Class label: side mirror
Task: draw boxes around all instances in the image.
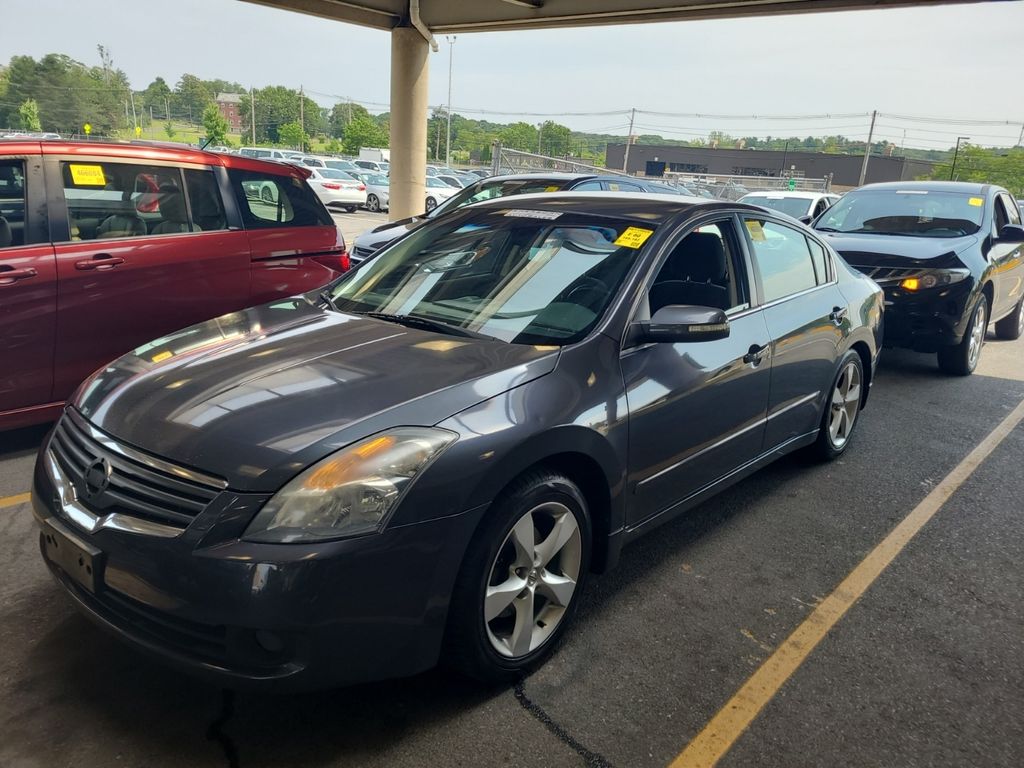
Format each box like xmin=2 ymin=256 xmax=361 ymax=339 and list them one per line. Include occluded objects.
xmin=799 ymin=215 xmax=813 ymax=225
xmin=635 ymin=305 xmax=730 ymax=344
xmin=998 ymin=224 xmax=1024 ymax=243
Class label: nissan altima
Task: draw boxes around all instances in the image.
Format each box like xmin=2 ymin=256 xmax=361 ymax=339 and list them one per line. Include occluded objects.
xmin=32 ymin=194 xmax=882 ymax=689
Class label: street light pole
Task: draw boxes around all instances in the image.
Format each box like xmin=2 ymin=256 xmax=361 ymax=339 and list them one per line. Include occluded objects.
xmin=537 ymin=122 xmax=543 ymax=155
xmin=950 ymin=136 xmax=970 ymax=181
xmin=445 ymin=35 xmax=455 ymax=168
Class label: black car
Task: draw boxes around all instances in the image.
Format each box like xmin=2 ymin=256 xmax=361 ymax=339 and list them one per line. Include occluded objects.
xmin=350 ymin=172 xmax=698 ymax=263
xmin=814 ymin=182 xmax=1024 ymax=375
xmin=32 ymin=194 xmax=882 ymax=690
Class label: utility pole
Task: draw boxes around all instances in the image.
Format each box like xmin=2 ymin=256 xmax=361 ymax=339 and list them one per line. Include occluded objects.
xmin=165 ymin=97 xmax=170 ymax=126
xmin=537 ymin=122 xmax=543 ymax=155
xmin=780 ymin=140 xmax=789 ymax=176
xmin=857 ymin=110 xmax=877 ymax=186
xmin=1016 ymin=122 xmax=1024 ymax=148
xmin=445 ymin=35 xmax=456 ymax=167
xmin=128 ymin=89 xmax=138 ymax=133
xmin=622 ymin=107 xmax=636 ymax=173
xmin=950 ymin=136 xmax=970 ymax=181
xmin=299 ymin=85 xmax=305 ymax=146
xmin=251 ymin=87 xmax=257 ymax=145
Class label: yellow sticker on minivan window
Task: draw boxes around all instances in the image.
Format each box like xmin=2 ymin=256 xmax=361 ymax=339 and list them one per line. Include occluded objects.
xmin=746 ymin=220 xmax=767 ymax=241
xmin=614 ymin=227 xmax=654 ymax=249
xmin=69 ymin=164 xmax=106 ymax=186
xmin=545 ymin=185 xmax=560 ymax=192
xmin=968 ymin=197 xmax=984 ymax=207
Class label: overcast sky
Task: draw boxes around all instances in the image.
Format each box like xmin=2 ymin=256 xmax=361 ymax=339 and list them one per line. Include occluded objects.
xmin=5 ymin=0 xmax=1023 ymax=148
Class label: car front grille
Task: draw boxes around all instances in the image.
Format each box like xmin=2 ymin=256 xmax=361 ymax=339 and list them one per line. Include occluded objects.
xmin=351 ymin=245 xmax=377 ymax=264
xmin=50 ymin=410 xmax=225 ymax=531
xmin=849 ymin=265 xmax=921 ymax=284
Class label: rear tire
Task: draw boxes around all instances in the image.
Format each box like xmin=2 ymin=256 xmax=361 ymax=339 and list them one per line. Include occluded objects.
xmin=345 ymin=206 xmax=357 ymax=213
xmin=994 ymin=296 xmax=1024 ymax=341
xmin=810 ymin=350 xmax=864 ymax=461
xmin=425 ymin=196 xmax=437 ymax=212
xmin=938 ymin=297 xmax=987 ymax=375
xmin=445 ymin=471 xmax=591 ymax=683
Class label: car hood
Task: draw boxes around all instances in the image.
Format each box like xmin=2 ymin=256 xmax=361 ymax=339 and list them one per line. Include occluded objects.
xmin=354 ymin=216 xmax=427 ymax=252
xmin=818 ymin=231 xmax=977 ymax=268
xmin=73 ymin=298 xmax=559 ymax=491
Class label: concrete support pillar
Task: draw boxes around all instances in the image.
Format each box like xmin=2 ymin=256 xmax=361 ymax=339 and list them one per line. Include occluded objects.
xmin=389 ymin=26 xmax=429 ymax=221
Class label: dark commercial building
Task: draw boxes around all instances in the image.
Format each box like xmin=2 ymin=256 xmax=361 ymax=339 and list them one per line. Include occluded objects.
xmin=606 ymin=143 xmax=936 ymax=188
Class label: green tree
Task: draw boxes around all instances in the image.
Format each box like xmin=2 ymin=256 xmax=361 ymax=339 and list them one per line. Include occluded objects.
xmin=201 ymin=103 xmax=229 ymax=146
xmin=141 ymin=77 xmax=172 ymax=116
xmin=926 ymin=145 xmax=1024 ymax=195
xmin=329 ymin=101 xmax=371 ymax=138
xmin=238 ymin=85 xmax=322 ymax=143
xmin=278 ymin=121 xmax=308 ymax=150
xmin=163 ymin=120 xmax=176 ymax=140
xmin=172 ymin=74 xmax=213 ymax=123
xmin=498 ymin=121 xmax=538 ymax=152
xmin=18 ymin=99 xmax=41 ymax=131
xmin=539 ymin=120 xmax=572 ymax=156
xmin=341 ymin=114 xmax=388 ymax=154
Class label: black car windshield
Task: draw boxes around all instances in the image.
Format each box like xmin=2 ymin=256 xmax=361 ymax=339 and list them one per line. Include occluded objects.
xmin=427 ymin=177 xmax=569 ymax=218
xmin=741 ymin=195 xmax=813 ymax=218
xmin=816 ymin=189 xmax=984 ymax=237
xmin=329 ymin=208 xmax=654 ymax=345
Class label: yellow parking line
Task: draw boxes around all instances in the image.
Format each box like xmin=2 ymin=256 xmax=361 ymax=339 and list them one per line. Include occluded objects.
xmin=0 ymin=492 xmax=31 ymax=509
xmin=671 ymin=396 xmax=1024 ymax=768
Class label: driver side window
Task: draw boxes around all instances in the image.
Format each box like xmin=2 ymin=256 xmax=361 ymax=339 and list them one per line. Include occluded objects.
xmin=646 ymin=219 xmax=749 ymax=316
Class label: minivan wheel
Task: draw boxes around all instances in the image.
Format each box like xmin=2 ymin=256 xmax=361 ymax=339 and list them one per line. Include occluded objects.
xmin=366 ymin=194 xmax=380 ymax=212
xmin=938 ymin=297 xmax=987 ymax=375
xmin=994 ymin=296 xmax=1024 ymax=341
xmin=445 ymin=471 xmax=590 ymax=683
xmin=811 ymin=350 xmax=864 ymax=461
xmin=260 ymin=185 xmax=275 ymax=204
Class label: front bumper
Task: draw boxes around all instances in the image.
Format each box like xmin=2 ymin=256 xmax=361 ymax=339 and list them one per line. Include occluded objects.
xmin=31 ymin=441 xmax=480 ymax=691
xmin=878 ymin=278 xmax=976 ymax=352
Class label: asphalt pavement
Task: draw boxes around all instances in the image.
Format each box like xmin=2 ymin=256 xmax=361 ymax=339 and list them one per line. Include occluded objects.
xmin=1 ymin=224 xmax=1022 ymax=767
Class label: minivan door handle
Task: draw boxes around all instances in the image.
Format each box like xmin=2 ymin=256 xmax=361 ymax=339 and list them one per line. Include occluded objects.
xmin=743 ymin=343 xmax=769 ymax=365
xmin=0 ymin=266 xmax=38 ymax=285
xmin=74 ymin=254 xmax=125 ymax=271
xmin=830 ymin=306 xmax=848 ymax=325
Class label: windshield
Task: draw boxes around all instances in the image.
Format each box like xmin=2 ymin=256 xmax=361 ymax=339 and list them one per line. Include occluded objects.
xmin=741 ymin=195 xmax=813 ymax=218
xmin=318 ymin=169 xmax=352 ymax=180
xmin=426 ymin=177 xmax=451 ymax=188
xmin=816 ymin=189 xmax=984 ymax=237
xmin=325 ymin=160 xmax=356 ymax=171
xmin=427 ymin=177 xmax=568 ymax=219
xmin=328 ymin=208 xmax=653 ymax=345
xmin=361 ymin=173 xmax=389 ymax=186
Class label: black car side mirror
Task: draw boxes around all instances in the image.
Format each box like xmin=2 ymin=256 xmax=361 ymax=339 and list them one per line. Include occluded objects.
xmin=998 ymin=224 xmax=1024 ymax=243
xmin=635 ymin=305 xmax=730 ymax=344
xmin=799 ymin=215 xmax=813 ymax=225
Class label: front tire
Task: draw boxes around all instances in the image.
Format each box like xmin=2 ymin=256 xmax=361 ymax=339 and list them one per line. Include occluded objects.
xmin=938 ymin=297 xmax=987 ymax=375
xmin=345 ymin=206 xmax=357 ymax=213
xmin=445 ymin=471 xmax=591 ymax=683
xmin=994 ymin=296 xmax=1024 ymax=341
xmin=811 ymin=350 xmax=864 ymax=461
xmin=366 ymin=194 xmax=380 ymax=213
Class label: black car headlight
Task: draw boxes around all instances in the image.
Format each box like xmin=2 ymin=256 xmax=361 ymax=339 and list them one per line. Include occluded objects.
xmin=899 ymin=268 xmax=970 ymax=292
xmin=244 ymin=428 xmax=457 ymax=543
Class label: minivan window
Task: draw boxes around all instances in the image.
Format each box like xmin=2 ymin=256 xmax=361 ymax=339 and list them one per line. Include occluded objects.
xmin=229 ymin=169 xmax=333 ymax=229
xmin=745 ymin=218 xmax=819 ymax=302
xmin=0 ymin=160 xmax=27 ymax=248
xmin=329 ymin=209 xmax=655 ymax=345
xmin=184 ymin=169 xmax=227 ymax=231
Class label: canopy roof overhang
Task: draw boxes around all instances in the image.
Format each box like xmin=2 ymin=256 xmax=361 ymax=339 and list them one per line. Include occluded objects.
xmin=241 ymin=0 xmax=996 ymax=33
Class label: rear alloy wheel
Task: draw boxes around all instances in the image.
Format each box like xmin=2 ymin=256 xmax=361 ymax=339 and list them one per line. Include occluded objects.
xmin=994 ymin=296 xmax=1024 ymax=341
xmin=260 ymin=185 xmax=275 ymax=204
xmin=366 ymin=194 xmax=380 ymax=213
xmin=811 ymin=350 xmax=864 ymax=461
xmin=446 ymin=472 xmax=590 ymax=682
xmin=425 ymin=196 xmax=437 ymax=212
xmin=938 ymin=297 xmax=987 ymax=376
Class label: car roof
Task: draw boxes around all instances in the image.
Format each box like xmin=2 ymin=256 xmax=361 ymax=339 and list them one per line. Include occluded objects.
xmin=739 ymin=190 xmax=823 ymax=200
xmin=857 ymin=180 xmax=993 ymax=195
xmin=0 ymin=139 xmax=313 ymax=178
xmin=469 ymin=191 xmax=724 ymax=224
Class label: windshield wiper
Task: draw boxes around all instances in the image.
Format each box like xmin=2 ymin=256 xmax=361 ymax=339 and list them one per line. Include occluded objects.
xmin=320 ymin=290 xmax=340 ymax=312
xmin=815 ymin=226 xmax=842 ymax=233
xmin=363 ymin=311 xmax=487 ymax=339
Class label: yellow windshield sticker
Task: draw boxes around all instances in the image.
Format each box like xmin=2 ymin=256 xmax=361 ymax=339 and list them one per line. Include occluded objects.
xmin=746 ymin=220 xmax=767 ymax=242
xmin=968 ymin=197 xmax=984 ymax=207
xmin=69 ymin=164 xmax=106 ymax=186
xmin=151 ymin=351 xmax=173 ymax=363
xmin=545 ymin=185 xmax=560 ymax=192
xmin=614 ymin=227 xmax=654 ymax=249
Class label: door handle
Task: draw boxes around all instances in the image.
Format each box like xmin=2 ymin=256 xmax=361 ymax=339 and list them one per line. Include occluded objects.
xmin=743 ymin=343 xmax=769 ymax=365
xmin=0 ymin=267 xmax=39 ymax=285
xmin=829 ymin=306 xmax=848 ymax=325
xmin=74 ymin=254 xmax=125 ymax=271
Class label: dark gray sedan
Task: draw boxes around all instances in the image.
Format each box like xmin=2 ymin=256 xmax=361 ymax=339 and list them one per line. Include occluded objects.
xmin=32 ymin=194 xmax=883 ymax=689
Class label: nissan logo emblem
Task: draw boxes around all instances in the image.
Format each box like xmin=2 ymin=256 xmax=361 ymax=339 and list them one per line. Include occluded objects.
xmin=82 ymin=458 xmax=112 ymax=501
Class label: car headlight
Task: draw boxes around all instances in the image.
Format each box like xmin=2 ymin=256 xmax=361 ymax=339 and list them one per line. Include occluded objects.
xmin=243 ymin=428 xmax=457 ymax=543
xmin=899 ymin=268 xmax=970 ymax=292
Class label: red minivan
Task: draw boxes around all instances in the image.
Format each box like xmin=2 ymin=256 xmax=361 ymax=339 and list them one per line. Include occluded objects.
xmin=0 ymin=140 xmax=349 ymax=430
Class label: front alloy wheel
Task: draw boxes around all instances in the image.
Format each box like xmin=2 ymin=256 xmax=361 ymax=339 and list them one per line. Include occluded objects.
xmin=366 ymin=194 xmax=380 ymax=212
xmin=938 ymin=297 xmax=987 ymax=375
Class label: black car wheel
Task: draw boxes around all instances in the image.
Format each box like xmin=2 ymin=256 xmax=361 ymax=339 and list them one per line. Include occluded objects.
xmin=446 ymin=471 xmax=590 ymax=682
xmin=811 ymin=350 xmax=864 ymax=461
xmin=366 ymin=194 xmax=380 ymax=213
xmin=345 ymin=206 xmax=357 ymax=213
xmin=938 ymin=297 xmax=988 ymax=376
xmin=425 ymin=196 xmax=437 ymax=212
xmin=994 ymin=296 xmax=1024 ymax=341
xmin=260 ymin=185 xmax=275 ymax=204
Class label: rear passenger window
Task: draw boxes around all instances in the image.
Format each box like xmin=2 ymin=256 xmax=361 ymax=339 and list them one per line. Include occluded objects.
xmin=184 ymin=170 xmax=227 ymax=231
xmin=59 ymin=161 xmax=209 ymax=241
xmin=744 ymin=218 xmax=819 ymax=302
xmin=0 ymin=161 xmax=26 ymax=249
xmin=806 ymin=238 xmax=830 ymax=284
xmin=229 ymin=169 xmax=333 ymax=229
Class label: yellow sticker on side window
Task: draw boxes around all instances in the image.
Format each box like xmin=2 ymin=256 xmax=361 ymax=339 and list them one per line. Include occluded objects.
xmin=746 ymin=220 xmax=767 ymax=241
xmin=614 ymin=226 xmax=654 ymax=249
xmin=968 ymin=197 xmax=984 ymax=207
xmin=545 ymin=185 xmax=560 ymax=192
xmin=69 ymin=164 xmax=106 ymax=186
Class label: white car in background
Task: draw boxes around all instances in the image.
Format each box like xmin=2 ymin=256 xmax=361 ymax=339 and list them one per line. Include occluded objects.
xmin=301 ymin=155 xmax=362 ymax=174
xmin=425 ymin=176 xmax=459 ymax=212
xmin=306 ymin=167 xmax=367 ymax=212
xmin=737 ymin=190 xmax=841 ymax=224
xmin=353 ymin=171 xmax=390 ymax=212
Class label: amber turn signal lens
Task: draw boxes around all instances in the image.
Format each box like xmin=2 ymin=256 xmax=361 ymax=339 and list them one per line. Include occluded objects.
xmin=900 ymin=277 xmax=921 ymax=291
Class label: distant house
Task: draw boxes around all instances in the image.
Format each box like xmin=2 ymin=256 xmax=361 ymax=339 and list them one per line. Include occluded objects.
xmin=216 ymin=93 xmax=243 ymax=132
